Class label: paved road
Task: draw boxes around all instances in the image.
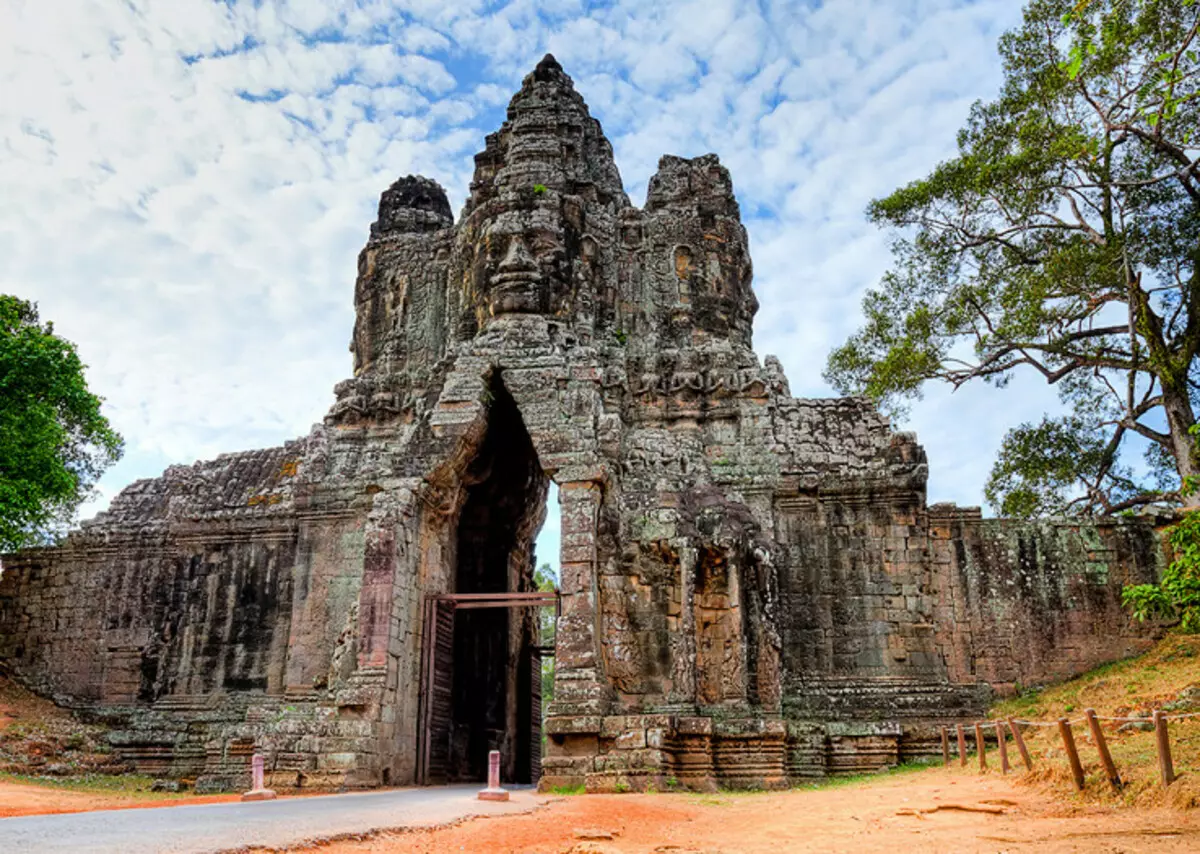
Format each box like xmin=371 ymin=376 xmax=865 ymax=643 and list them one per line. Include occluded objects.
xmin=0 ymin=785 xmax=544 ymax=853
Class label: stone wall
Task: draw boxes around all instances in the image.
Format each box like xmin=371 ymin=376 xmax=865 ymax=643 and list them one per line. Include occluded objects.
xmin=0 ymin=439 xmax=398 ymax=790
xmin=930 ymin=506 xmax=1164 ymax=693
xmin=545 ymin=497 xmax=1165 ymax=792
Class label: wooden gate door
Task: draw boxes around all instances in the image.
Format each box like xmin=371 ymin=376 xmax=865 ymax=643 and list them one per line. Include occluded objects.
xmin=529 ymin=644 xmax=542 ymax=781
xmin=416 ymin=592 xmax=557 ymax=785
xmin=417 ymin=598 xmax=454 ymax=785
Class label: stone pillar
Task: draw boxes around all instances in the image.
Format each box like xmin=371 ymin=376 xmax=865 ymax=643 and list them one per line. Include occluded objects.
xmin=541 ymin=479 xmax=607 ymax=791
xmin=670 ymin=542 xmax=698 ymax=705
xmin=552 ymin=480 xmax=607 ymax=715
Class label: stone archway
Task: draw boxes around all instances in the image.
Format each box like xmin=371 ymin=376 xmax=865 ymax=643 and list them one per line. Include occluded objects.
xmin=415 ymin=372 xmax=552 ymax=785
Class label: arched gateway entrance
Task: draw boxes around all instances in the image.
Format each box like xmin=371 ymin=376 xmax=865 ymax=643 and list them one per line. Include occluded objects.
xmin=416 ymin=375 xmax=558 ymax=785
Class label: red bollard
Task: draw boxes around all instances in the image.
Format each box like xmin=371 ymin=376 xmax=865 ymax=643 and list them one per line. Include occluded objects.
xmin=252 ymin=753 xmax=264 ymax=790
xmin=478 ymin=750 xmax=510 ymax=802
xmin=241 ymin=753 xmax=277 ymax=801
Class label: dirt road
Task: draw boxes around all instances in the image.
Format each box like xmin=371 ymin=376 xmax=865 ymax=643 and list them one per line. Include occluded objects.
xmin=2 ymin=766 xmax=1199 ymax=852
xmin=293 ymin=768 xmax=1200 ymax=854
xmin=0 ymin=784 xmax=541 ymax=853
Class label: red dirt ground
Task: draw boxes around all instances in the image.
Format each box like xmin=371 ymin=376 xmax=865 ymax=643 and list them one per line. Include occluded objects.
xmin=0 ymin=779 xmax=240 ymax=818
xmin=287 ymin=768 xmax=1200 ymax=854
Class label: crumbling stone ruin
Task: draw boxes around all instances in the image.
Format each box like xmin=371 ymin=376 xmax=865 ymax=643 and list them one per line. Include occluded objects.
xmin=0 ymin=56 xmax=1167 ymax=793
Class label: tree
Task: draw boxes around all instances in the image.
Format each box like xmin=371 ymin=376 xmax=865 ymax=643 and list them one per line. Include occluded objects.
xmin=0 ymin=296 xmax=123 ymax=551
xmin=534 ymin=562 xmax=558 ymax=705
xmin=825 ymin=0 xmax=1200 ymax=516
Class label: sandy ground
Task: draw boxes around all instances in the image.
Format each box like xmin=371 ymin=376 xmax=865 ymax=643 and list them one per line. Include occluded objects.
xmin=0 ymin=778 xmax=241 ymax=818
xmin=286 ymin=768 xmax=1200 ymax=854
xmin=2 ymin=766 xmax=1199 ymax=851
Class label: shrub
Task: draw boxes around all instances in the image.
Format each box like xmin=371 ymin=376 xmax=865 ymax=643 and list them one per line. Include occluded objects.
xmin=1124 ymin=510 xmax=1200 ymax=633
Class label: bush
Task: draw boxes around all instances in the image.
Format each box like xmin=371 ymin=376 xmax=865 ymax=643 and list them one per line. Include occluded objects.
xmin=1124 ymin=510 xmax=1200 ymax=633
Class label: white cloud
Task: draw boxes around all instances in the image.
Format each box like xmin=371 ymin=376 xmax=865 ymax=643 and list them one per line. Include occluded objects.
xmin=2 ymin=0 xmax=1055 ymax=539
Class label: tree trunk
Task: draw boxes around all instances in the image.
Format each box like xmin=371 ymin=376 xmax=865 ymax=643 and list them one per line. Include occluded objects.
xmin=1163 ymin=385 xmax=1200 ymax=508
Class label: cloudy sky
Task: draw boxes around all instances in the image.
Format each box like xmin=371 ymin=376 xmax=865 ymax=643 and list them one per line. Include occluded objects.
xmin=2 ymin=0 xmax=1062 ymax=571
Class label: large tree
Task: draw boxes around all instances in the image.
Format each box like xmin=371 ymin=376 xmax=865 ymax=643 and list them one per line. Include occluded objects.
xmin=0 ymin=296 xmax=123 ymax=551
xmin=826 ymin=0 xmax=1200 ymax=516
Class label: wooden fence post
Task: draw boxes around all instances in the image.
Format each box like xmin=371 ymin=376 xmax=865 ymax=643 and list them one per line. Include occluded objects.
xmin=1058 ymin=717 xmax=1085 ymax=791
xmin=1084 ymin=709 xmax=1121 ymax=792
xmin=1007 ymin=718 xmax=1033 ymax=771
xmin=974 ymin=722 xmax=987 ymax=770
xmin=957 ymin=724 xmax=967 ymax=767
xmin=995 ymin=721 xmax=1010 ymax=774
xmin=941 ymin=727 xmax=950 ymax=766
xmin=1153 ymin=710 xmax=1176 ymax=788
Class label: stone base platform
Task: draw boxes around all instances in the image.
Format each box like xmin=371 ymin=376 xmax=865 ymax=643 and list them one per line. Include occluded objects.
xmin=241 ymin=788 xmax=277 ymax=802
xmin=540 ymin=712 xmax=982 ymax=792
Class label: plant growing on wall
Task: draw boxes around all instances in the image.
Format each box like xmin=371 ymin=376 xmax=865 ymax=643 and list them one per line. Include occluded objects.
xmin=1125 ymin=426 xmax=1200 ymax=632
xmin=1123 ymin=510 xmax=1200 ymax=632
xmin=826 ymin=0 xmax=1200 ymax=516
xmin=0 ymin=295 xmax=123 ymax=551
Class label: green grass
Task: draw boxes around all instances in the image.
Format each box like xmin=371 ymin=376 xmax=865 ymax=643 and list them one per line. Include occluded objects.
xmin=992 ymin=634 xmax=1200 ymax=722
xmin=548 ymin=783 xmax=586 ymax=795
xmin=0 ymin=771 xmax=195 ymax=798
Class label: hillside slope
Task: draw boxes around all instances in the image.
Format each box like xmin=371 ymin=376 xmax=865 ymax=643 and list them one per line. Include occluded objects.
xmin=991 ymin=634 xmax=1200 ymax=807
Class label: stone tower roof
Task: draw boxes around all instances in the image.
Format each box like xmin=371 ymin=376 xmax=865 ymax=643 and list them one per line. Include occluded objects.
xmin=465 ymin=54 xmax=628 ymax=215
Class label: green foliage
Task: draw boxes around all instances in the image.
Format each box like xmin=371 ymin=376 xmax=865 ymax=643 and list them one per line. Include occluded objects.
xmin=1124 ymin=509 xmax=1200 ymax=632
xmin=985 ymin=416 xmax=1112 ymax=516
xmin=826 ymin=0 xmax=1200 ymax=516
xmin=1125 ymin=425 xmax=1200 ymax=630
xmin=532 ymin=183 xmax=548 ymax=196
xmin=0 ymin=296 xmax=123 ymax=551
xmin=535 ymin=562 xmax=558 ymax=705
xmin=548 ymin=783 xmax=585 ymax=795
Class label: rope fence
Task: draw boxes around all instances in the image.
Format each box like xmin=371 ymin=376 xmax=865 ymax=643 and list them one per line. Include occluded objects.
xmin=939 ymin=707 xmax=1198 ymax=791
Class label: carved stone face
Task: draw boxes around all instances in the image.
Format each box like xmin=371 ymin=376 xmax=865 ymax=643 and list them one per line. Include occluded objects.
xmin=475 ymin=204 xmax=570 ymax=317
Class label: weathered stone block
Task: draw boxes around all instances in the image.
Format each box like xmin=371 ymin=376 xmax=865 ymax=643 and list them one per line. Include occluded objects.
xmin=545 ymin=716 xmax=603 ymax=736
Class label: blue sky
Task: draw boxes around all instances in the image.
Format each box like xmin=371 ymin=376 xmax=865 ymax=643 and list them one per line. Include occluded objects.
xmin=2 ymin=0 xmax=1058 ymax=575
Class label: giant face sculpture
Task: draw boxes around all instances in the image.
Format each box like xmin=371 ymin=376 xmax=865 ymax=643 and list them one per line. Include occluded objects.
xmin=471 ymin=201 xmax=572 ymax=318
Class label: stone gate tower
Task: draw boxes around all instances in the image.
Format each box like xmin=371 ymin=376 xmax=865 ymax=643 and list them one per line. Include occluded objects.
xmin=0 ymin=56 xmax=1165 ymax=792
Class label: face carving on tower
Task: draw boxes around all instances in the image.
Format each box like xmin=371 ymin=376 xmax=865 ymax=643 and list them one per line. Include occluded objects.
xmin=476 ymin=203 xmax=569 ymax=317
xmin=452 ymin=54 xmax=627 ymax=332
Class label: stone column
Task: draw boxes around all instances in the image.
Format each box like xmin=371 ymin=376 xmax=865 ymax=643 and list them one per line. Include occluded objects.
xmin=670 ymin=542 xmax=698 ymax=705
xmin=551 ymin=480 xmax=607 ymax=715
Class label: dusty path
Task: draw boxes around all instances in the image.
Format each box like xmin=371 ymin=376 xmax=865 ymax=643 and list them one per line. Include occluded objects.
xmin=1 ymin=767 xmax=1198 ymax=852
xmin=0 ymin=778 xmax=242 ymax=818
xmin=296 ymin=769 xmax=1200 ymax=854
xmin=0 ymin=784 xmax=543 ymax=853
